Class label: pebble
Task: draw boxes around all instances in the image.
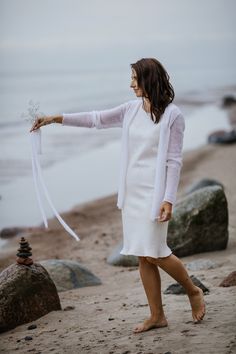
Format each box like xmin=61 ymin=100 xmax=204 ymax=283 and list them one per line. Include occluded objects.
xmin=63 ymin=305 xmax=75 ymax=311
xmin=27 ymin=324 xmax=37 ymax=330
xmin=24 ymin=336 xmax=33 ymax=341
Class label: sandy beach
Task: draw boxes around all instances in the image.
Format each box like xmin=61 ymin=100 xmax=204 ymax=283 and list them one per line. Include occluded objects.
xmin=0 ymin=142 xmax=236 ymax=354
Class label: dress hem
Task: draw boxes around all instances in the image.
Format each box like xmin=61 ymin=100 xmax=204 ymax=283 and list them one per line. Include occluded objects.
xmin=120 ymin=250 xmax=172 ymax=258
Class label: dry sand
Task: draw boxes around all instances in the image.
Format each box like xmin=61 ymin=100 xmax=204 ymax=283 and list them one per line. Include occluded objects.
xmin=0 ymin=143 xmax=236 ymax=354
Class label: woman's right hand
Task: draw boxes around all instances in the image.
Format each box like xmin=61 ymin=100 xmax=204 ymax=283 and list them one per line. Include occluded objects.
xmin=30 ymin=116 xmax=53 ymax=132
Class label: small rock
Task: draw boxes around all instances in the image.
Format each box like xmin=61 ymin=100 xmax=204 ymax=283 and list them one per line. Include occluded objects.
xmin=164 ymin=275 xmax=209 ymax=295
xmin=63 ymin=306 xmax=75 ymax=311
xmin=181 ymin=329 xmax=190 ymax=333
xmin=185 ymin=259 xmax=218 ymax=271
xmin=219 ymin=271 xmax=236 ymax=287
xmin=27 ymin=324 xmax=37 ymax=330
xmin=24 ymin=336 xmax=33 ymax=341
xmin=40 ymin=259 xmax=102 ymax=292
xmin=0 ymin=227 xmax=24 ymax=239
xmin=107 ymin=243 xmax=139 ymax=267
xmin=108 ymin=317 xmax=115 ymax=321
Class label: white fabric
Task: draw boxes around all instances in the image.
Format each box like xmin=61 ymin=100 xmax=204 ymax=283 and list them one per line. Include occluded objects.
xmin=30 ymin=130 xmax=80 ymax=241
xmin=62 ymin=99 xmax=185 ymax=221
xmin=120 ymin=106 xmax=172 ymax=257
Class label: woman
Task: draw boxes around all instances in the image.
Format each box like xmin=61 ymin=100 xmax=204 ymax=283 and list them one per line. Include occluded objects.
xmin=30 ymin=58 xmax=206 ymax=333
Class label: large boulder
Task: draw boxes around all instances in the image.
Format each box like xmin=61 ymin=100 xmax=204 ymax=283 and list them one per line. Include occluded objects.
xmin=107 ymin=185 xmax=228 ymax=265
xmin=107 ymin=243 xmax=139 ymax=267
xmin=185 ymin=178 xmax=224 ymax=195
xmin=40 ymin=259 xmax=102 ymax=292
xmin=0 ymin=263 xmax=61 ymax=333
xmin=168 ymin=185 xmax=228 ymax=257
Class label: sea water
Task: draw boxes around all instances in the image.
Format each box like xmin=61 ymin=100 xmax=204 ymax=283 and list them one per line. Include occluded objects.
xmin=0 ymin=0 xmax=235 ymax=230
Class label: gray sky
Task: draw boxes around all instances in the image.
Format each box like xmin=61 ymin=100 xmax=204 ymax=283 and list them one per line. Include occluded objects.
xmin=1 ymin=0 xmax=235 ymax=50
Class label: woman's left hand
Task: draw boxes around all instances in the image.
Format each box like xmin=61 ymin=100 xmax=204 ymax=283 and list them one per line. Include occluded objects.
xmin=157 ymin=201 xmax=172 ymax=222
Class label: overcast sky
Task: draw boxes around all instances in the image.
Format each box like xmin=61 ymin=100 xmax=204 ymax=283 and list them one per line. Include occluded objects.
xmin=1 ymin=0 xmax=235 ymax=49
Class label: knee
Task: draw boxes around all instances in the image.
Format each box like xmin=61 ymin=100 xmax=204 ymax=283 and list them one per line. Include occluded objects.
xmin=138 ymin=256 xmax=155 ymax=266
xmin=146 ymin=254 xmax=172 ymax=265
xmin=145 ymin=256 xmax=157 ymax=265
xmin=138 ymin=256 xmax=148 ymax=264
xmin=138 ymin=256 xmax=158 ymax=265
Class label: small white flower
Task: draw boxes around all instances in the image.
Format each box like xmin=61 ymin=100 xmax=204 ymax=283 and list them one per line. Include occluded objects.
xmin=21 ymin=100 xmax=46 ymax=124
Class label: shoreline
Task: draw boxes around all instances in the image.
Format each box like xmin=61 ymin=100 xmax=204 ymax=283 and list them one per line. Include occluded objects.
xmin=0 ymin=142 xmax=236 ymax=353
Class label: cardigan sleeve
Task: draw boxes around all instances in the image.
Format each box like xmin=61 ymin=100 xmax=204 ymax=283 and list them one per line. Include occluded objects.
xmin=163 ymin=113 xmax=185 ymax=205
xmin=62 ymin=101 xmax=130 ymax=129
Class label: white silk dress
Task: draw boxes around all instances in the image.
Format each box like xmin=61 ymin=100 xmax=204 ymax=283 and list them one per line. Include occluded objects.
xmin=120 ymin=105 xmax=172 ymax=258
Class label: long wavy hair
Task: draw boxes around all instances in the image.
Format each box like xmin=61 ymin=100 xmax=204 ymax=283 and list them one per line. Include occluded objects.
xmin=130 ymin=58 xmax=175 ymax=124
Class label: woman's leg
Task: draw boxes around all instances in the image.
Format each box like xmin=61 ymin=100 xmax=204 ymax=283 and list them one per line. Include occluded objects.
xmin=133 ymin=256 xmax=168 ymax=333
xmin=146 ymin=253 xmax=206 ymax=323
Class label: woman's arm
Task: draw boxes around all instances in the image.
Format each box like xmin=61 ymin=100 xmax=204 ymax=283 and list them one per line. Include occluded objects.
xmin=162 ymin=113 xmax=185 ymax=205
xmin=30 ymin=101 xmax=131 ymax=132
xmin=30 ymin=115 xmax=62 ymax=132
xmin=62 ymin=101 xmax=130 ymax=129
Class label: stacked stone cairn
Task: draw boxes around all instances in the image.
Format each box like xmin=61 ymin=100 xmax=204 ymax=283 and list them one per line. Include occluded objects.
xmin=16 ymin=237 xmax=33 ymax=266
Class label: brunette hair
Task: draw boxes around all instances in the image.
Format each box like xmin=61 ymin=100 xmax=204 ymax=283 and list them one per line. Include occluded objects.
xmin=130 ymin=58 xmax=175 ymax=124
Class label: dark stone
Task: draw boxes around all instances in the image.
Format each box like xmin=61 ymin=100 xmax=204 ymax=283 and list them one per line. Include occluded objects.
xmin=0 ymin=263 xmax=61 ymax=333
xmin=63 ymin=306 xmax=75 ymax=311
xmin=168 ymin=186 xmax=228 ymax=257
xmin=39 ymin=259 xmax=102 ymax=292
xmin=0 ymin=227 xmax=24 ymax=239
xmin=208 ymin=129 xmax=236 ymax=144
xmin=164 ymin=275 xmax=209 ymax=295
xmin=219 ymin=271 xmax=236 ymax=287
xmin=24 ymin=336 xmax=33 ymax=341
xmin=107 ymin=243 xmax=139 ymax=267
xmin=27 ymin=324 xmax=37 ymax=330
xmin=185 ymin=178 xmax=224 ymax=195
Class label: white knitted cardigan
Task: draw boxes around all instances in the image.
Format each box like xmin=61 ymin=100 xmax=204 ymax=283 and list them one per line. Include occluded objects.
xmin=62 ymin=99 xmax=185 ymax=221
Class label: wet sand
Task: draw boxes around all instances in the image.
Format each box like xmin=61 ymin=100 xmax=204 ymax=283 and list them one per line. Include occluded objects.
xmin=0 ymin=143 xmax=236 ymax=354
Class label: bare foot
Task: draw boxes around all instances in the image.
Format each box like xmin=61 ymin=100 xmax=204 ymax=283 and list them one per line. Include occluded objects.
xmin=133 ymin=317 xmax=168 ymax=333
xmin=188 ymin=286 xmax=206 ymax=323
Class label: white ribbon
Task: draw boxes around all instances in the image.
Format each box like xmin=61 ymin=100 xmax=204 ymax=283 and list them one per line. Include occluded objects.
xmin=30 ymin=129 xmax=80 ymax=241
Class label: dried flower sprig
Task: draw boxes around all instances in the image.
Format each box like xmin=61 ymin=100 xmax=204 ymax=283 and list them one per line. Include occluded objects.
xmin=21 ymin=100 xmax=46 ymax=124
